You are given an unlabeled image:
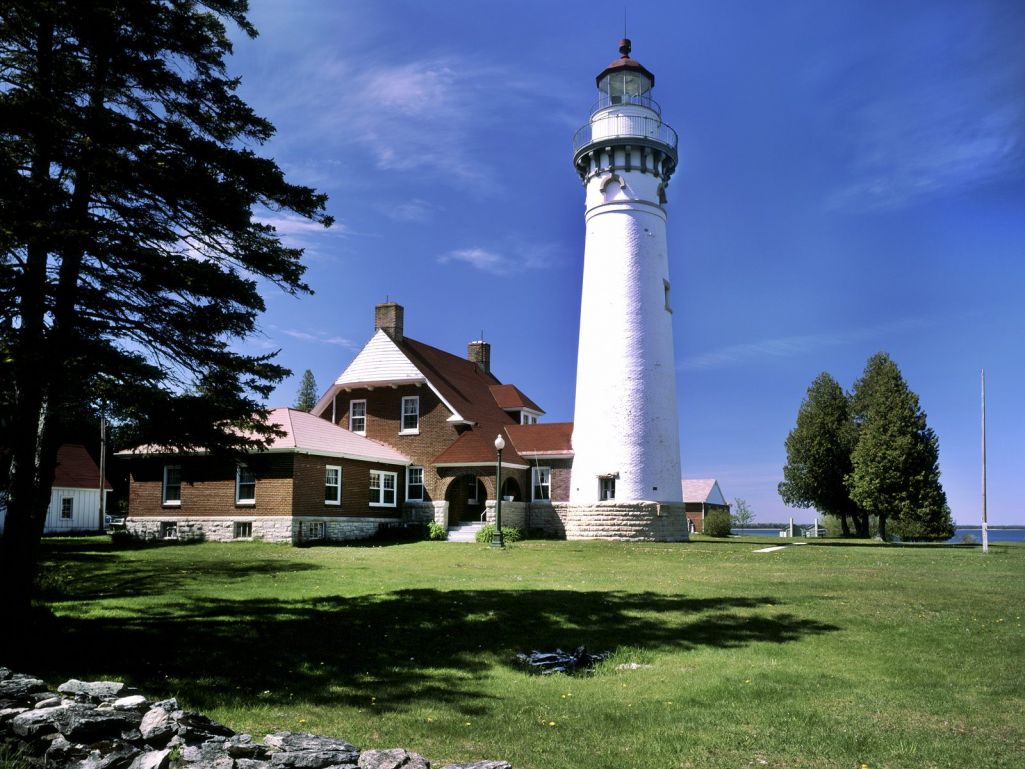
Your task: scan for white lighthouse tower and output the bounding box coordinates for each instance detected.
[570,39,682,506]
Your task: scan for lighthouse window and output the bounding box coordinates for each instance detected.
[600,476,616,501]
[532,467,551,501]
[663,279,672,313]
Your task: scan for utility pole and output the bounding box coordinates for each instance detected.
[99,413,108,531]
[981,370,988,554]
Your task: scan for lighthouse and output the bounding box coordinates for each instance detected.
[569,39,683,506]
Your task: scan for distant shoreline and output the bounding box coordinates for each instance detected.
[749,523,1025,530]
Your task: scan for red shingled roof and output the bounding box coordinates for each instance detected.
[489,384,544,413]
[398,337,535,466]
[54,444,111,490]
[505,423,574,456]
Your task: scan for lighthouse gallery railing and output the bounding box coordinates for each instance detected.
[573,114,678,155]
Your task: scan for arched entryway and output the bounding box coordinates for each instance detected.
[501,477,522,502]
[445,474,487,525]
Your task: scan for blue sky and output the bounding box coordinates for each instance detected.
[228,0,1025,525]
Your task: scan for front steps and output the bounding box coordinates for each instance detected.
[447,521,485,542]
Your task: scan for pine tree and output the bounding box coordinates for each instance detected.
[846,353,954,541]
[294,369,318,412]
[0,0,331,620]
[778,372,865,536]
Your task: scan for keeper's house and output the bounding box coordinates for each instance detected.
[682,479,730,533]
[121,407,413,543]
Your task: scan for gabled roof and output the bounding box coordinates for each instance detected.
[119,409,411,467]
[681,479,727,506]
[505,423,573,457]
[54,444,112,491]
[267,408,411,465]
[489,384,544,414]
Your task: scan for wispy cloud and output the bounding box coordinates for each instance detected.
[681,317,932,371]
[826,12,1025,212]
[280,329,357,348]
[438,241,562,276]
[382,198,435,223]
[258,213,347,258]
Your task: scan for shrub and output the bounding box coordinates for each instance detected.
[427,521,448,541]
[703,509,732,537]
[475,524,523,544]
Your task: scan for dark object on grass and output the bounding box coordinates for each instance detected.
[516,647,611,675]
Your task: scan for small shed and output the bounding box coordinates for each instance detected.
[1,444,112,535]
[681,479,729,533]
[45,444,111,534]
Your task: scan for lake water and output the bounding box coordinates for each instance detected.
[730,526,1025,543]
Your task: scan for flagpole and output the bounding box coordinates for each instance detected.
[981,369,988,554]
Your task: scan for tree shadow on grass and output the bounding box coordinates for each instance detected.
[14,588,838,717]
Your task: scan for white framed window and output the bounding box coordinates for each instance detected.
[234,521,252,539]
[406,466,424,501]
[162,465,182,506]
[60,498,74,519]
[400,396,420,434]
[160,521,178,540]
[532,467,551,501]
[325,465,342,505]
[307,521,326,540]
[370,470,397,507]
[520,413,538,425]
[236,464,256,505]
[349,399,367,435]
[600,476,616,501]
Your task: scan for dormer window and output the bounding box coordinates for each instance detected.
[520,412,538,425]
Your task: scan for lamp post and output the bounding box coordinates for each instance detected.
[493,434,505,549]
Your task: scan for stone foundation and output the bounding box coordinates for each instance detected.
[483,500,527,529]
[125,515,402,545]
[528,502,689,541]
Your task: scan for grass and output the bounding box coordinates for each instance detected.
[13,535,1025,769]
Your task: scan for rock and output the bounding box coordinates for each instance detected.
[53,704,138,742]
[436,763,512,769]
[114,695,150,711]
[0,675,48,701]
[264,733,358,769]
[10,705,64,739]
[225,734,269,759]
[0,667,13,681]
[58,680,138,704]
[358,748,429,769]
[46,734,93,766]
[235,760,272,769]
[122,728,144,743]
[0,706,29,724]
[127,749,171,769]
[174,711,235,742]
[139,707,174,744]
[34,696,62,709]
[72,743,143,769]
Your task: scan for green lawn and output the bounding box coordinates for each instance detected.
[20,536,1025,769]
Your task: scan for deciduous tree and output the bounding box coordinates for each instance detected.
[846,353,954,541]
[731,498,755,529]
[0,0,330,621]
[778,372,866,536]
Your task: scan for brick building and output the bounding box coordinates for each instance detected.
[122,407,412,543]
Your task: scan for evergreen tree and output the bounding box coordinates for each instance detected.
[294,369,318,412]
[0,0,331,620]
[846,353,954,541]
[778,372,866,536]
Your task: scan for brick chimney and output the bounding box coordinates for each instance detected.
[467,340,490,374]
[375,302,404,342]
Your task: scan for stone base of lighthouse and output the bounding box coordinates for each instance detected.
[524,501,690,541]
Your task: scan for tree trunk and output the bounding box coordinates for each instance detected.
[839,512,851,537]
